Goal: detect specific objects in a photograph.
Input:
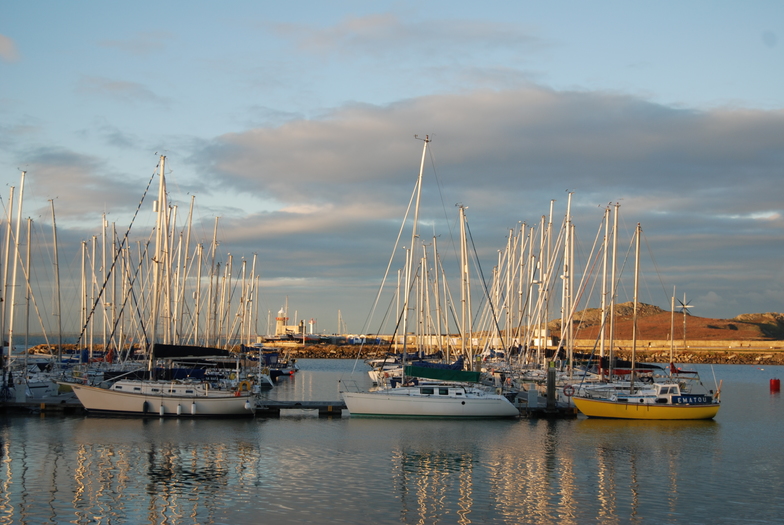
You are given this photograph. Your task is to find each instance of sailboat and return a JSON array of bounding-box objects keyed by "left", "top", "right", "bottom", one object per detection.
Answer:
[
  {"left": 341, "top": 137, "right": 519, "bottom": 418},
  {"left": 65, "top": 156, "right": 260, "bottom": 417},
  {"left": 571, "top": 223, "right": 720, "bottom": 420}
]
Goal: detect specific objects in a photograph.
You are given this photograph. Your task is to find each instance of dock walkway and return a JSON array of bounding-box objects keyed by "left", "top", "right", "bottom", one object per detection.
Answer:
[
  {"left": 3, "top": 398, "right": 576, "bottom": 419},
  {"left": 255, "top": 400, "right": 346, "bottom": 417}
]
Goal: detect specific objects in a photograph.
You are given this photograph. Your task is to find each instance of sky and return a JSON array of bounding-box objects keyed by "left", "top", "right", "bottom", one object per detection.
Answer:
[{"left": 1, "top": 1, "right": 783, "bottom": 337}]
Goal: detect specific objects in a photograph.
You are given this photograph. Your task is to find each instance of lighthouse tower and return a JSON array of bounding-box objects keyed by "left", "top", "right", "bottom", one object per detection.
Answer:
[{"left": 275, "top": 308, "right": 289, "bottom": 336}]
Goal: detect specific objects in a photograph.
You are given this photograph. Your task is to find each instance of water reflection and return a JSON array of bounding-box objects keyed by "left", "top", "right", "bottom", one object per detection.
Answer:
[
  {"left": 0, "top": 417, "right": 277, "bottom": 524},
  {"left": 0, "top": 411, "right": 742, "bottom": 525},
  {"left": 393, "top": 448, "right": 475, "bottom": 524},
  {"left": 0, "top": 363, "right": 781, "bottom": 524},
  {"left": 483, "top": 420, "right": 581, "bottom": 524},
  {"left": 574, "top": 418, "right": 720, "bottom": 523},
  {"left": 380, "top": 416, "right": 723, "bottom": 524}
]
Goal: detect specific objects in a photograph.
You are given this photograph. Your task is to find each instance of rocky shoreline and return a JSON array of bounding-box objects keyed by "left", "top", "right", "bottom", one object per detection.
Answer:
[
  {"left": 283, "top": 345, "right": 784, "bottom": 365},
  {"left": 28, "top": 343, "right": 784, "bottom": 366}
]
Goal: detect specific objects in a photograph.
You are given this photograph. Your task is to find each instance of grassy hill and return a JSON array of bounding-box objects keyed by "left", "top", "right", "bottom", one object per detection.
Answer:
[{"left": 549, "top": 302, "right": 784, "bottom": 341}]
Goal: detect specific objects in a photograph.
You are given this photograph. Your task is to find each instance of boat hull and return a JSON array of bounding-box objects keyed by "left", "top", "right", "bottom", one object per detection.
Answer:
[
  {"left": 572, "top": 396, "right": 720, "bottom": 420},
  {"left": 68, "top": 383, "right": 255, "bottom": 417},
  {"left": 342, "top": 389, "right": 519, "bottom": 418}
]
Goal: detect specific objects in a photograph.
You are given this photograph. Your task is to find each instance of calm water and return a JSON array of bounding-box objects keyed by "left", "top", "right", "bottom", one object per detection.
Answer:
[{"left": 1, "top": 360, "right": 783, "bottom": 524}]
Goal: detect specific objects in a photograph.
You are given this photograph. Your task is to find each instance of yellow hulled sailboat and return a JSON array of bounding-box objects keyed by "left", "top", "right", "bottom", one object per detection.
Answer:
[
  {"left": 572, "top": 381, "right": 720, "bottom": 420},
  {"left": 571, "top": 223, "right": 721, "bottom": 420}
]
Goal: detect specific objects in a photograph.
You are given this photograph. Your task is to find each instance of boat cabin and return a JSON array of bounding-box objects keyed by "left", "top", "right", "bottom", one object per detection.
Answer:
[{"left": 612, "top": 382, "right": 714, "bottom": 405}]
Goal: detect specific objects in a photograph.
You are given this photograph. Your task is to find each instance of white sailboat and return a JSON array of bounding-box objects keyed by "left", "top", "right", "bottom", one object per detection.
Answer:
[
  {"left": 65, "top": 156, "right": 259, "bottom": 417},
  {"left": 69, "top": 378, "right": 256, "bottom": 417},
  {"left": 342, "top": 383, "right": 519, "bottom": 418},
  {"left": 341, "top": 137, "right": 519, "bottom": 418}
]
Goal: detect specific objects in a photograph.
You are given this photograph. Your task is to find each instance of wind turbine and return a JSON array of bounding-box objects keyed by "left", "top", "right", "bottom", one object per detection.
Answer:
[{"left": 678, "top": 293, "right": 694, "bottom": 350}]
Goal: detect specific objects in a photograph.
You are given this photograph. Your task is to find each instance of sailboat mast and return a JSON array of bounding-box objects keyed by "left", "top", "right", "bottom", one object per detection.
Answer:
[
  {"left": 7, "top": 171, "right": 25, "bottom": 359},
  {"left": 431, "top": 236, "right": 443, "bottom": 356},
  {"left": 208, "top": 217, "right": 219, "bottom": 346},
  {"left": 50, "top": 200, "right": 63, "bottom": 364},
  {"left": 24, "top": 218, "right": 31, "bottom": 370},
  {"left": 178, "top": 195, "right": 195, "bottom": 341},
  {"left": 562, "top": 192, "right": 573, "bottom": 373},
  {"left": 599, "top": 207, "right": 610, "bottom": 359},
  {"left": 148, "top": 155, "right": 166, "bottom": 370},
  {"left": 459, "top": 205, "right": 469, "bottom": 364},
  {"left": 401, "top": 135, "right": 429, "bottom": 372},
  {"left": 0, "top": 186, "right": 13, "bottom": 376},
  {"left": 247, "top": 253, "right": 257, "bottom": 345},
  {"left": 630, "top": 222, "right": 641, "bottom": 392},
  {"left": 194, "top": 243, "right": 203, "bottom": 344},
  {"left": 101, "top": 214, "right": 107, "bottom": 354},
  {"left": 670, "top": 286, "right": 676, "bottom": 365},
  {"left": 607, "top": 203, "right": 619, "bottom": 378}
]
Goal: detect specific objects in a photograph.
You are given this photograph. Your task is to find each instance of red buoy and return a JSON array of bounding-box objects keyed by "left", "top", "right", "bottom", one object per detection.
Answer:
[{"left": 771, "top": 378, "right": 781, "bottom": 393}]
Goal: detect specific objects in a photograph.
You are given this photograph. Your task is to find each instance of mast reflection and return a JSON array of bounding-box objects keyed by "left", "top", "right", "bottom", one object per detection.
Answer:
[
  {"left": 0, "top": 417, "right": 268, "bottom": 524},
  {"left": 392, "top": 448, "right": 475, "bottom": 524}
]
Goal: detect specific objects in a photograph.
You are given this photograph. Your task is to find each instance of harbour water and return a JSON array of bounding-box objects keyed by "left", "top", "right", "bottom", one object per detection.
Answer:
[{"left": 1, "top": 360, "right": 783, "bottom": 524}]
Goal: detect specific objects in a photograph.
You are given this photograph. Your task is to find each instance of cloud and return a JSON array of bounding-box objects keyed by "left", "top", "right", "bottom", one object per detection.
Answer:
[
  {"left": 14, "top": 147, "right": 149, "bottom": 224},
  {"left": 177, "top": 86, "right": 784, "bottom": 321},
  {"left": 11, "top": 86, "right": 784, "bottom": 326},
  {"left": 78, "top": 76, "right": 170, "bottom": 107},
  {"left": 0, "top": 34, "right": 19, "bottom": 62},
  {"left": 99, "top": 31, "right": 172, "bottom": 57},
  {"left": 272, "top": 13, "right": 543, "bottom": 62},
  {"left": 194, "top": 86, "right": 784, "bottom": 217}
]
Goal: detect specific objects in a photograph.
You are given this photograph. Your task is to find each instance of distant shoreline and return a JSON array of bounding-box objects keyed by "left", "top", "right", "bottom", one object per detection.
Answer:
[
  {"left": 26, "top": 341, "right": 784, "bottom": 366},
  {"left": 281, "top": 344, "right": 784, "bottom": 366}
]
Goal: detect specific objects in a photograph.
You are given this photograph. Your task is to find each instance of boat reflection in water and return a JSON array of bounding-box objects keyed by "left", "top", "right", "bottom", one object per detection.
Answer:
[
  {"left": 0, "top": 363, "right": 780, "bottom": 524},
  {"left": 392, "top": 449, "right": 476, "bottom": 524}
]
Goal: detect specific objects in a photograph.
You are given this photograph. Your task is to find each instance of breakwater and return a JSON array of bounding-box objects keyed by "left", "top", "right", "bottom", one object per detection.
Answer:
[
  {"left": 282, "top": 344, "right": 784, "bottom": 365},
  {"left": 28, "top": 341, "right": 784, "bottom": 365}
]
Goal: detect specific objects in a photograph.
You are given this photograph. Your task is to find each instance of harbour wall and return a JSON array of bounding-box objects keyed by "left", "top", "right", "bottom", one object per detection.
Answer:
[
  {"left": 280, "top": 340, "right": 784, "bottom": 365},
  {"left": 28, "top": 340, "right": 784, "bottom": 365}
]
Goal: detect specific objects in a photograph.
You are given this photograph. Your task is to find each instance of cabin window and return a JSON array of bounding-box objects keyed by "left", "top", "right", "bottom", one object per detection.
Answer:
[
  {"left": 420, "top": 387, "right": 435, "bottom": 395},
  {"left": 133, "top": 387, "right": 141, "bottom": 391},
  {"left": 115, "top": 386, "right": 122, "bottom": 390},
  {"left": 185, "top": 390, "right": 194, "bottom": 394},
  {"left": 439, "top": 388, "right": 449, "bottom": 395},
  {"left": 456, "top": 392, "right": 463, "bottom": 396},
  {"left": 151, "top": 388, "right": 159, "bottom": 392}
]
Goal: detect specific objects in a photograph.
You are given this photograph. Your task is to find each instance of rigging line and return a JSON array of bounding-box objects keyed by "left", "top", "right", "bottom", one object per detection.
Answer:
[
  {"left": 348, "top": 286, "right": 399, "bottom": 377},
  {"left": 560, "top": 215, "right": 606, "bottom": 346},
  {"left": 25, "top": 222, "right": 54, "bottom": 340},
  {"left": 427, "top": 140, "right": 460, "bottom": 270},
  {"left": 612, "top": 228, "right": 636, "bottom": 305},
  {"left": 104, "top": 239, "right": 152, "bottom": 355},
  {"left": 10, "top": 221, "right": 54, "bottom": 351},
  {"left": 464, "top": 219, "right": 505, "bottom": 346},
  {"left": 641, "top": 229, "right": 672, "bottom": 305},
  {"left": 366, "top": 171, "right": 419, "bottom": 335},
  {"left": 75, "top": 164, "right": 159, "bottom": 348},
  {"left": 433, "top": 250, "right": 463, "bottom": 341},
  {"left": 555, "top": 227, "right": 604, "bottom": 355},
  {"left": 348, "top": 260, "right": 422, "bottom": 377},
  {"left": 351, "top": 171, "right": 421, "bottom": 366}
]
